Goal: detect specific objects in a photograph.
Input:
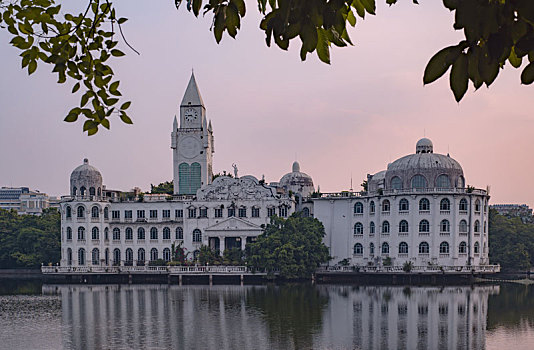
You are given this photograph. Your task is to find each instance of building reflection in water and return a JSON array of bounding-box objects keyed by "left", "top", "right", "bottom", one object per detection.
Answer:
[{"left": 41, "top": 284, "right": 499, "bottom": 350}]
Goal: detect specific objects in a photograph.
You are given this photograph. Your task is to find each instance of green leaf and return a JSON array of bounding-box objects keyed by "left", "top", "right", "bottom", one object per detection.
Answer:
[
  {"left": 213, "top": 9, "right": 225, "bottom": 43},
  {"left": 117, "top": 17, "right": 128, "bottom": 24},
  {"left": 300, "top": 20, "right": 318, "bottom": 53},
  {"left": 120, "top": 101, "right": 131, "bottom": 110},
  {"left": 64, "top": 113, "right": 78, "bottom": 122},
  {"left": 231, "top": 0, "right": 246, "bottom": 17},
  {"left": 72, "top": 82, "right": 80, "bottom": 93},
  {"left": 28, "top": 60, "right": 37, "bottom": 75},
  {"left": 423, "top": 46, "right": 461, "bottom": 85},
  {"left": 360, "top": 0, "right": 376, "bottom": 15},
  {"left": 347, "top": 10, "right": 356, "bottom": 27},
  {"left": 109, "top": 81, "right": 119, "bottom": 92},
  {"left": 521, "top": 62, "right": 534, "bottom": 85},
  {"left": 450, "top": 53, "right": 468, "bottom": 102},
  {"left": 83, "top": 120, "right": 98, "bottom": 132},
  {"left": 509, "top": 47, "right": 522, "bottom": 69},
  {"left": 316, "top": 28, "right": 330, "bottom": 64},
  {"left": 111, "top": 49, "right": 125, "bottom": 57},
  {"left": 120, "top": 112, "right": 133, "bottom": 124}
]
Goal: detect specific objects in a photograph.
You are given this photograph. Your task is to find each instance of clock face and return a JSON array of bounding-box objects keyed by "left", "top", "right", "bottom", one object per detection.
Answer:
[
  {"left": 184, "top": 108, "right": 198, "bottom": 123},
  {"left": 179, "top": 137, "right": 200, "bottom": 159}
]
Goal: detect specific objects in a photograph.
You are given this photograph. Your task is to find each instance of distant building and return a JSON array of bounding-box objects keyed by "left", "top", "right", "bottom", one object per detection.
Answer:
[
  {"left": 490, "top": 204, "right": 533, "bottom": 223},
  {"left": 0, "top": 186, "right": 57, "bottom": 215}
]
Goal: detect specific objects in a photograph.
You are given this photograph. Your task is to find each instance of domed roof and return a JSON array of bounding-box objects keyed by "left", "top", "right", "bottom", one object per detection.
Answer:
[
  {"left": 387, "top": 153, "right": 462, "bottom": 172},
  {"left": 71, "top": 158, "right": 102, "bottom": 178},
  {"left": 70, "top": 158, "right": 103, "bottom": 196},
  {"left": 416, "top": 138, "right": 433, "bottom": 153},
  {"left": 280, "top": 161, "right": 315, "bottom": 197}
]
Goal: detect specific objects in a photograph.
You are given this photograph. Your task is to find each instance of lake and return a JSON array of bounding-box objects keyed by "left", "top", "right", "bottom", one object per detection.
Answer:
[{"left": 0, "top": 281, "right": 533, "bottom": 349}]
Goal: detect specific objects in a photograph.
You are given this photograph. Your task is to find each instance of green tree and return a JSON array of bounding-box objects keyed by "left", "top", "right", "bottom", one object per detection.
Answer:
[
  {"left": 2, "top": 1, "right": 533, "bottom": 135},
  {"left": 150, "top": 181, "right": 174, "bottom": 195},
  {"left": 246, "top": 214, "right": 330, "bottom": 279},
  {"left": 0, "top": 208, "right": 60, "bottom": 268}
]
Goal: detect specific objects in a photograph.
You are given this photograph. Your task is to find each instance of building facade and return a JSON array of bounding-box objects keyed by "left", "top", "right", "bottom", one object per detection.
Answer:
[
  {"left": 59, "top": 74, "right": 491, "bottom": 270},
  {"left": 0, "top": 186, "right": 59, "bottom": 215}
]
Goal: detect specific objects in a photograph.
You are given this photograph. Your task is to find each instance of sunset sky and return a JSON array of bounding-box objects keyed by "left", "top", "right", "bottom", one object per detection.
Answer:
[{"left": 0, "top": 1, "right": 533, "bottom": 206}]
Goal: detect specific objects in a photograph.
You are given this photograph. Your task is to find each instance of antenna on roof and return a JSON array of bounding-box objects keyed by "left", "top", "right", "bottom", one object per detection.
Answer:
[{"left": 350, "top": 173, "right": 353, "bottom": 192}]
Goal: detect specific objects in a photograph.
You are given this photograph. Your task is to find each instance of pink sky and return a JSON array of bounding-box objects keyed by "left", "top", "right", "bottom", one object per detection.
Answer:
[{"left": 0, "top": 1, "right": 533, "bottom": 206}]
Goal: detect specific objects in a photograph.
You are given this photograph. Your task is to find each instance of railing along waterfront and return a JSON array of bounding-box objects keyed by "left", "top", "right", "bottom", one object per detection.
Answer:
[
  {"left": 41, "top": 265, "right": 250, "bottom": 274},
  {"left": 316, "top": 264, "right": 500, "bottom": 274}
]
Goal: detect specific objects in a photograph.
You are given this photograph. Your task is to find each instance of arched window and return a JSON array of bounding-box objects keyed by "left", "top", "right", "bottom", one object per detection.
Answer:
[
  {"left": 77, "top": 206, "right": 85, "bottom": 218},
  {"left": 474, "top": 220, "right": 480, "bottom": 233},
  {"left": 92, "top": 248, "right": 100, "bottom": 265},
  {"left": 125, "top": 227, "right": 133, "bottom": 240},
  {"left": 436, "top": 174, "right": 451, "bottom": 188},
  {"left": 474, "top": 242, "right": 480, "bottom": 254},
  {"left": 354, "top": 202, "right": 364, "bottom": 214},
  {"left": 399, "top": 242, "right": 409, "bottom": 254},
  {"left": 439, "top": 242, "right": 450, "bottom": 254},
  {"left": 91, "top": 227, "right": 99, "bottom": 240},
  {"left": 80, "top": 186, "right": 86, "bottom": 196},
  {"left": 78, "top": 248, "right": 86, "bottom": 265},
  {"left": 302, "top": 207, "right": 310, "bottom": 217},
  {"left": 440, "top": 219, "right": 450, "bottom": 233},
  {"left": 125, "top": 248, "right": 133, "bottom": 265},
  {"left": 399, "top": 199, "right": 409, "bottom": 212},
  {"left": 382, "top": 200, "right": 390, "bottom": 212},
  {"left": 150, "top": 248, "right": 158, "bottom": 261},
  {"left": 457, "top": 221, "right": 467, "bottom": 235},
  {"left": 391, "top": 176, "right": 402, "bottom": 190},
  {"left": 419, "top": 220, "right": 430, "bottom": 233},
  {"left": 98, "top": 187, "right": 101, "bottom": 197},
  {"left": 370, "top": 243, "right": 375, "bottom": 255},
  {"left": 484, "top": 221, "right": 487, "bottom": 233},
  {"left": 440, "top": 198, "right": 450, "bottom": 211},
  {"left": 459, "top": 241, "right": 467, "bottom": 254},
  {"left": 419, "top": 198, "right": 430, "bottom": 211},
  {"left": 67, "top": 248, "right": 72, "bottom": 265},
  {"left": 113, "top": 248, "right": 121, "bottom": 266},
  {"left": 72, "top": 186, "right": 77, "bottom": 196},
  {"left": 370, "top": 222, "right": 375, "bottom": 234},
  {"left": 193, "top": 229, "right": 202, "bottom": 243},
  {"left": 475, "top": 199, "right": 481, "bottom": 212},
  {"left": 104, "top": 227, "right": 109, "bottom": 240},
  {"left": 77, "top": 227, "right": 85, "bottom": 240},
  {"left": 399, "top": 220, "right": 409, "bottom": 233},
  {"left": 163, "top": 227, "right": 171, "bottom": 240},
  {"left": 418, "top": 242, "right": 429, "bottom": 254},
  {"left": 66, "top": 227, "right": 72, "bottom": 240},
  {"left": 382, "top": 221, "right": 390, "bottom": 234},
  {"left": 353, "top": 243, "right": 363, "bottom": 255},
  {"left": 105, "top": 248, "right": 109, "bottom": 265},
  {"left": 381, "top": 242, "right": 390, "bottom": 254},
  {"left": 354, "top": 222, "right": 364, "bottom": 235},
  {"left": 138, "top": 227, "right": 145, "bottom": 240},
  {"left": 457, "top": 176, "right": 465, "bottom": 188},
  {"left": 91, "top": 206, "right": 99, "bottom": 218},
  {"left": 459, "top": 198, "right": 468, "bottom": 211},
  {"left": 176, "top": 227, "right": 183, "bottom": 240},
  {"left": 138, "top": 248, "right": 145, "bottom": 264},
  {"left": 163, "top": 248, "right": 171, "bottom": 262},
  {"left": 66, "top": 206, "right": 72, "bottom": 218},
  {"left": 113, "top": 227, "right": 120, "bottom": 240},
  {"left": 104, "top": 207, "right": 109, "bottom": 219},
  {"left": 411, "top": 174, "right": 427, "bottom": 189},
  {"left": 369, "top": 201, "right": 375, "bottom": 214},
  {"left": 89, "top": 187, "right": 96, "bottom": 196},
  {"left": 150, "top": 227, "right": 158, "bottom": 240}
]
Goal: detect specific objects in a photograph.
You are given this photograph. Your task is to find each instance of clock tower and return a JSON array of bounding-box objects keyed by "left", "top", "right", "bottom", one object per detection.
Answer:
[{"left": 171, "top": 73, "right": 214, "bottom": 195}]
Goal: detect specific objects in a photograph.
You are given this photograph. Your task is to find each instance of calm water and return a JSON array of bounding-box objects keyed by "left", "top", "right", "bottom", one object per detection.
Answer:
[{"left": 1, "top": 281, "right": 534, "bottom": 349}]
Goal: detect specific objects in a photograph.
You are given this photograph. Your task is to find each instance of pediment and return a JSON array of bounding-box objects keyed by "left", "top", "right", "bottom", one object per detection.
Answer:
[{"left": 204, "top": 217, "right": 263, "bottom": 232}]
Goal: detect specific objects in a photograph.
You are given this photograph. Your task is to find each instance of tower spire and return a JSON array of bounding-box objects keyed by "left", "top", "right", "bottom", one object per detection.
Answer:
[{"left": 180, "top": 72, "right": 205, "bottom": 107}]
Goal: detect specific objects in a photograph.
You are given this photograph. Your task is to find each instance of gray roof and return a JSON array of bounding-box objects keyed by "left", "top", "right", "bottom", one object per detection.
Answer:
[
  {"left": 180, "top": 72, "right": 205, "bottom": 107},
  {"left": 387, "top": 153, "right": 462, "bottom": 172}
]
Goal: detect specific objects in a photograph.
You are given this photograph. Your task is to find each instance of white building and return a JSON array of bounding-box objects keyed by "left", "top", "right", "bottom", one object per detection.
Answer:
[
  {"left": 314, "top": 138, "right": 490, "bottom": 268},
  {"left": 0, "top": 186, "right": 58, "bottom": 215},
  {"left": 59, "top": 74, "right": 491, "bottom": 270}
]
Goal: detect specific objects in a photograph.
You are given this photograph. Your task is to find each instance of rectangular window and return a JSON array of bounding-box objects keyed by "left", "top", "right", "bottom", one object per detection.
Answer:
[
  {"left": 238, "top": 207, "right": 247, "bottom": 218},
  {"left": 228, "top": 208, "right": 235, "bottom": 217},
  {"left": 252, "top": 207, "right": 260, "bottom": 218},
  {"left": 175, "top": 209, "right": 183, "bottom": 218},
  {"left": 162, "top": 210, "right": 170, "bottom": 218},
  {"left": 199, "top": 208, "right": 208, "bottom": 218},
  {"left": 279, "top": 206, "right": 288, "bottom": 217},
  {"left": 112, "top": 210, "right": 120, "bottom": 219},
  {"left": 136, "top": 210, "right": 145, "bottom": 219},
  {"left": 268, "top": 207, "right": 276, "bottom": 217},
  {"left": 150, "top": 210, "right": 158, "bottom": 218},
  {"left": 188, "top": 208, "right": 197, "bottom": 218},
  {"left": 214, "top": 208, "right": 223, "bottom": 218},
  {"left": 125, "top": 210, "right": 132, "bottom": 219}
]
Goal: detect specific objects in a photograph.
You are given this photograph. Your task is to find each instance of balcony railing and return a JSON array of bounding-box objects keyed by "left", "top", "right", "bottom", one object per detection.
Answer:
[
  {"left": 317, "top": 264, "right": 500, "bottom": 274},
  {"left": 314, "top": 187, "right": 488, "bottom": 200}
]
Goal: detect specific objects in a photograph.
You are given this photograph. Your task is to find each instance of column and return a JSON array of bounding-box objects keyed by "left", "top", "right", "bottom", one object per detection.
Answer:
[
  {"left": 220, "top": 236, "right": 225, "bottom": 253},
  {"left": 241, "top": 236, "right": 247, "bottom": 251}
]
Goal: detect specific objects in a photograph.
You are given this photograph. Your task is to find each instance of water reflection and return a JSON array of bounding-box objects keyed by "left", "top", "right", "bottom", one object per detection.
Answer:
[{"left": 37, "top": 284, "right": 501, "bottom": 349}]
